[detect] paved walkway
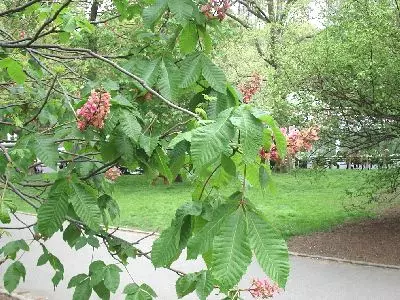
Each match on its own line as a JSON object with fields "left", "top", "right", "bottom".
{"left": 1, "top": 214, "right": 399, "bottom": 299}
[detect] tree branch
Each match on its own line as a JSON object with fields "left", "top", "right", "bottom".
{"left": 24, "top": 75, "right": 57, "bottom": 126}
{"left": 0, "top": 0, "right": 41, "bottom": 17}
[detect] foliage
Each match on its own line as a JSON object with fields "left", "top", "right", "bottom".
{"left": 0, "top": 0, "right": 290, "bottom": 299}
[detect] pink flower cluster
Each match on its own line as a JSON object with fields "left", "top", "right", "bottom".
{"left": 285, "top": 125, "right": 319, "bottom": 155}
{"left": 260, "top": 126, "right": 320, "bottom": 162}
{"left": 201, "top": 0, "right": 231, "bottom": 21}
{"left": 239, "top": 73, "right": 262, "bottom": 104}
{"left": 76, "top": 90, "right": 111, "bottom": 131}
{"left": 104, "top": 166, "right": 121, "bottom": 181}
{"left": 249, "top": 278, "right": 280, "bottom": 298}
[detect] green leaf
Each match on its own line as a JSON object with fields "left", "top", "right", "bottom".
{"left": 179, "top": 22, "right": 198, "bottom": 54}
{"left": 257, "top": 114, "right": 287, "bottom": 159}
{"left": 152, "top": 202, "right": 201, "bottom": 267}
{"left": 93, "top": 281, "right": 111, "bottom": 300}
{"left": 151, "top": 224, "right": 180, "bottom": 267}
{"left": 136, "top": 58, "right": 161, "bottom": 87}
{"left": 74, "top": 237, "right": 87, "bottom": 250}
{"left": 191, "top": 108, "right": 235, "bottom": 170}
{"left": 157, "top": 59, "right": 181, "bottom": 100}
{"left": 221, "top": 154, "right": 236, "bottom": 177}
{"left": 6, "top": 60, "right": 26, "bottom": 84}
{"left": 63, "top": 223, "right": 81, "bottom": 247}
{"left": 89, "top": 260, "right": 106, "bottom": 286}
{"left": 168, "top": 0, "right": 193, "bottom": 23}
{"left": 259, "top": 164, "right": 270, "bottom": 191}
{"left": 195, "top": 271, "right": 214, "bottom": 300}
{"left": 152, "top": 147, "right": 173, "bottom": 183}
{"left": 103, "top": 80, "right": 120, "bottom": 91}
{"left": 0, "top": 240, "right": 29, "bottom": 260}
{"left": 32, "top": 136, "right": 58, "bottom": 168}
{"left": 176, "top": 273, "right": 197, "bottom": 298}
{"left": 124, "top": 283, "right": 156, "bottom": 300}
{"left": 247, "top": 210, "right": 289, "bottom": 288}
{"left": 3, "top": 261, "right": 26, "bottom": 293}
{"left": 212, "top": 209, "right": 252, "bottom": 290}
{"left": 37, "top": 253, "right": 49, "bottom": 266}
{"left": 230, "top": 107, "right": 264, "bottom": 163}
{"left": 143, "top": 0, "right": 168, "bottom": 29}
{"left": 70, "top": 180, "right": 101, "bottom": 231}
{"left": 201, "top": 55, "right": 226, "bottom": 94}
{"left": 104, "top": 264, "right": 122, "bottom": 293}
{"left": 187, "top": 204, "right": 234, "bottom": 259}
{"left": 179, "top": 54, "right": 202, "bottom": 88}
{"left": 72, "top": 278, "right": 92, "bottom": 300}
{"left": 198, "top": 26, "right": 212, "bottom": 54}
{"left": 87, "top": 236, "right": 100, "bottom": 248}
{"left": 68, "top": 274, "right": 88, "bottom": 288}
{"left": 52, "top": 270, "right": 64, "bottom": 288}
{"left": 120, "top": 110, "right": 142, "bottom": 142}
{"left": 139, "top": 134, "right": 159, "bottom": 156}
{"left": 37, "top": 179, "right": 71, "bottom": 236}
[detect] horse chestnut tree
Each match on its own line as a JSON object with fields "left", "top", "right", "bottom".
{"left": 0, "top": 0, "right": 289, "bottom": 299}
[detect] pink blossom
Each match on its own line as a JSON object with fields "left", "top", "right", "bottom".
{"left": 249, "top": 278, "right": 281, "bottom": 298}
{"left": 259, "top": 125, "right": 320, "bottom": 162}
{"left": 239, "top": 73, "right": 262, "bottom": 103}
{"left": 201, "top": 0, "right": 231, "bottom": 21}
{"left": 76, "top": 90, "right": 111, "bottom": 131}
{"left": 104, "top": 166, "right": 121, "bottom": 181}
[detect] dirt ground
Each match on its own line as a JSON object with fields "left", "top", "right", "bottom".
{"left": 288, "top": 207, "right": 400, "bottom": 265}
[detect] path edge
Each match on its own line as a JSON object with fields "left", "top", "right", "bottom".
{"left": 14, "top": 212, "right": 400, "bottom": 270}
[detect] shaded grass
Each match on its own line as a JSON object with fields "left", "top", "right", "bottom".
{"left": 7, "top": 170, "right": 381, "bottom": 238}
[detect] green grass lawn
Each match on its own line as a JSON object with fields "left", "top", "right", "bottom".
{"left": 112, "top": 169, "right": 376, "bottom": 238}
{"left": 7, "top": 170, "right": 383, "bottom": 238}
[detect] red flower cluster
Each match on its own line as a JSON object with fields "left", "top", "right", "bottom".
{"left": 260, "top": 125, "right": 320, "bottom": 162}
{"left": 201, "top": 0, "right": 231, "bottom": 21}
{"left": 249, "top": 278, "right": 280, "bottom": 298}
{"left": 239, "top": 73, "right": 262, "bottom": 104}
{"left": 104, "top": 166, "right": 121, "bottom": 181}
{"left": 76, "top": 90, "right": 111, "bottom": 131}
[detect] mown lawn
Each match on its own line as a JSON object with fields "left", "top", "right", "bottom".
{"left": 7, "top": 170, "right": 379, "bottom": 238}
{"left": 111, "top": 169, "right": 375, "bottom": 238}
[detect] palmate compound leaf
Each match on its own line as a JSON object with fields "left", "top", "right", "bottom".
{"left": 120, "top": 110, "right": 142, "bottom": 142}
{"left": 179, "top": 21, "right": 198, "bottom": 54}
{"left": 212, "top": 209, "right": 252, "bottom": 290}
{"left": 201, "top": 54, "right": 227, "bottom": 94}
{"left": 157, "top": 59, "right": 181, "bottom": 100}
{"left": 187, "top": 203, "right": 236, "bottom": 259}
{"left": 152, "top": 147, "right": 173, "bottom": 183}
{"left": 32, "top": 135, "right": 59, "bottom": 169}
{"left": 247, "top": 210, "right": 289, "bottom": 288}
{"left": 179, "top": 53, "right": 203, "bottom": 88}
{"left": 37, "top": 178, "right": 71, "bottom": 237}
{"left": 190, "top": 108, "right": 235, "bottom": 170}
{"left": 168, "top": 0, "right": 193, "bottom": 24}
{"left": 143, "top": 0, "right": 168, "bottom": 29}
{"left": 230, "top": 106, "right": 264, "bottom": 164}
{"left": 69, "top": 179, "right": 102, "bottom": 231}
{"left": 151, "top": 202, "right": 202, "bottom": 267}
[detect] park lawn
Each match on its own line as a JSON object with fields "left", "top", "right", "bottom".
{"left": 7, "top": 170, "right": 379, "bottom": 239}
{"left": 112, "top": 169, "right": 375, "bottom": 238}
